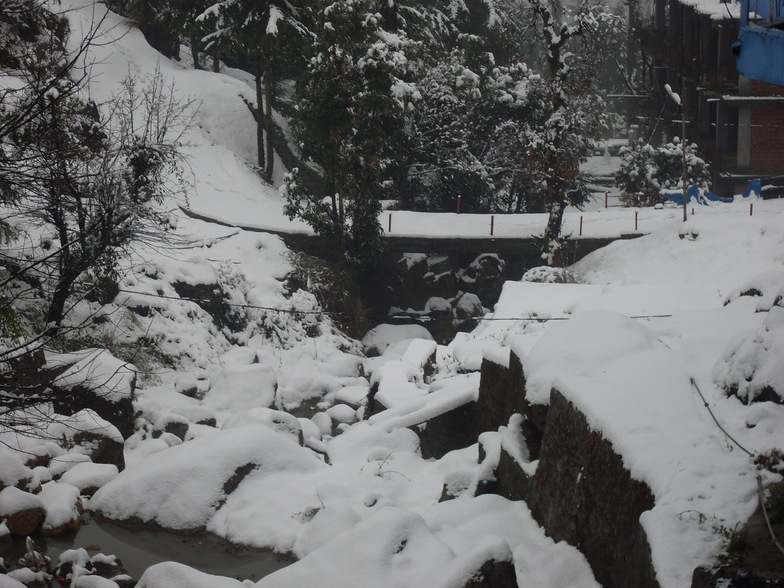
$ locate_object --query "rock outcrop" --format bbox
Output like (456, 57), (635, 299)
(416, 349), (661, 587)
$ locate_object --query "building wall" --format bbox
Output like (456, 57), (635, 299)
(642, 0), (784, 193)
(750, 105), (784, 174)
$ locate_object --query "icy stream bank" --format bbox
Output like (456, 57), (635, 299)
(0, 518), (291, 582)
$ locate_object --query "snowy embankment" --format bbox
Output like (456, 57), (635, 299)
(461, 206), (784, 586)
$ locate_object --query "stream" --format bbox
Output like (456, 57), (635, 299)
(1, 517), (292, 583)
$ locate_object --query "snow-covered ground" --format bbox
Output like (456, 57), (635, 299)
(1, 2), (783, 587)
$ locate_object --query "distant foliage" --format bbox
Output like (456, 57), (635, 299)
(616, 139), (711, 197)
(523, 266), (581, 284)
(403, 49), (552, 213)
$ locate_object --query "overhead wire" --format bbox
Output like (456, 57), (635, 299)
(114, 287), (673, 322)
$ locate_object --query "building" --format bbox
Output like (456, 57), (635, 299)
(636, 0), (784, 195)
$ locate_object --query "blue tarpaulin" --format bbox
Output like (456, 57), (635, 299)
(665, 185), (734, 205)
(742, 178), (762, 198)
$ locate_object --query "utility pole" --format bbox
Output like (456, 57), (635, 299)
(681, 78), (689, 222)
(681, 78), (688, 222)
(665, 82), (689, 222)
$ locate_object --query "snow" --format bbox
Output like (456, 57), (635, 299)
(0, 450), (32, 489)
(0, 575), (26, 588)
(90, 425), (326, 532)
(368, 373), (480, 432)
(2, 1), (783, 586)
(49, 454), (92, 478)
(51, 410), (125, 445)
(523, 310), (662, 405)
(137, 562), (245, 588)
(38, 482), (82, 531)
(361, 323), (434, 355)
(60, 463), (119, 492)
(715, 305), (784, 403)
(72, 577), (121, 588)
(202, 364), (277, 416)
(334, 385), (370, 407)
(51, 349), (136, 402)
(0, 487), (43, 516)
(5, 570), (49, 585)
(254, 506), (511, 588)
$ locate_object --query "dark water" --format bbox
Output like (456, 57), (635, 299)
(1, 517), (292, 583)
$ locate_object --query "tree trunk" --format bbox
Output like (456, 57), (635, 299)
(190, 34), (201, 70)
(46, 271), (76, 335)
(212, 50), (220, 73)
(337, 185), (346, 259)
(264, 69), (275, 183)
(543, 190), (566, 267)
(254, 53), (266, 172)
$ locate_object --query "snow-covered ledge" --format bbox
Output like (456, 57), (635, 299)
(502, 310), (760, 587)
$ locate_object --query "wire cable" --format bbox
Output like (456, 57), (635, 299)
(115, 287), (674, 323)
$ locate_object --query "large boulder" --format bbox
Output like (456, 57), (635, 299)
(459, 254), (505, 301)
(0, 487), (45, 536)
(49, 349), (137, 438)
(46, 410), (126, 471)
(38, 482), (85, 535)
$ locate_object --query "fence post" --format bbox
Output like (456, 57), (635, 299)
(579, 215), (583, 236)
(457, 195), (462, 214)
(750, 203), (754, 216)
(635, 211), (638, 231)
(490, 215), (494, 236)
(605, 191), (608, 208)
(388, 213), (392, 233)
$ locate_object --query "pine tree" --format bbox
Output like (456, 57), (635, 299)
(284, 0), (418, 270)
(197, 0), (308, 181)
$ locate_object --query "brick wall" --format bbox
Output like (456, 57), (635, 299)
(750, 105), (784, 174)
(751, 80), (784, 96)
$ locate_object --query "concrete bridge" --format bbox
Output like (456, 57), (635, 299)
(180, 206), (637, 319)
(181, 206), (628, 266)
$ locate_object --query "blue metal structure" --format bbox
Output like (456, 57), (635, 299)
(734, 0), (784, 85)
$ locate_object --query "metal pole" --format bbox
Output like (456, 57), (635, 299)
(635, 211), (639, 231)
(682, 79), (688, 222)
(490, 215), (494, 236)
(579, 215), (583, 236)
(388, 213), (392, 233)
(457, 195), (462, 214)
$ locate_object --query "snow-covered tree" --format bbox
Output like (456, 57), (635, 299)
(197, 0), (309, 181)
(616, 139), (711, 200)
(3, 52), (192, 332)
(500, 0), (623, 264)
(403, 47), (550, 213)
(284, 0), (419, 270)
